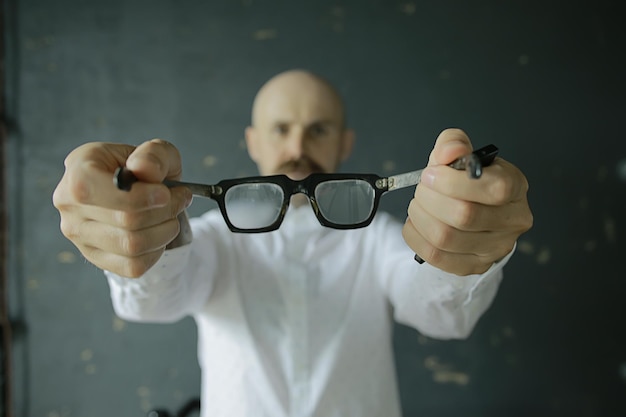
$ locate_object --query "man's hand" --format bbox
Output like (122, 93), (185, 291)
(402, 129), (533, 275)
(52, 139), (192, 278)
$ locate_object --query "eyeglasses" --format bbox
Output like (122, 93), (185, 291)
(115, 144), (498, 233)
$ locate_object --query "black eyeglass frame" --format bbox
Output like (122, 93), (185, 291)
(202, 173), (391, 233)
(114, 144), (499, 233)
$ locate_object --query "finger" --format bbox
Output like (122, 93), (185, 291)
(427, 128), (474, 166)
(53, 141), (188, 211)
(76, 243), (166, 278)
(401, 217), (492, 275)
(64, 187), (191, 231)
(419, 158), (529, 205)
(125, 138), (183, 182)
(74, 218), (181, 257)
(407, 197), (508, 256)
(413, 184), (531, 232)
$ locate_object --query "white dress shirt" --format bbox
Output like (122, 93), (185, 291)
(106, 205), (511, 417)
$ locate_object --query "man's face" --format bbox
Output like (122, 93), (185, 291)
(245, 74), (354, 180)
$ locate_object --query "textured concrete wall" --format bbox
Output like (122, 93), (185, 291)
(4, 0), (626, 416)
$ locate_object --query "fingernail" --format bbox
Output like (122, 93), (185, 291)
(421, 168), (435, 186)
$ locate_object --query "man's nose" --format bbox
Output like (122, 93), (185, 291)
(284, 128), (306, 159)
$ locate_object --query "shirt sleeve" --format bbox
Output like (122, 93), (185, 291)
(105, 212), (223, 324)
(374, 213), (514, 340)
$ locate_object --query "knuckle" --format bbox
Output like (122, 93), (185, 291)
(431, 224), (454, 249)
(59, 218), (77, 240)
(119, 231), (149, 256)
(68, 174), (92, 204)
(519, 207), (534, 232)
(124, 251), (162, 278)
(424, 245), (444, 265)
(113, 210), (143, 230)
(488, 176), (514, 204)
(452, 201), (475, 229)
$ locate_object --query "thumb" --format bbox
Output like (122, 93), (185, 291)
(125, 139), (183, 183)
(427, 128), (474, 167)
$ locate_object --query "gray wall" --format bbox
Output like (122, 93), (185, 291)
(5, 0), (626, 416)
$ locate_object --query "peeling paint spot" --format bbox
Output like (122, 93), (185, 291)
(27, 278), (40, 290)
(439, 69), (451, 80)
(203, 154), (218, 168)
(604, 216), (616, 243)
(57, 251), (77, 264)
(584, 240), (597, 252)
(140, 398), (152, 413)
(24, 35), (55, 50)
(502, 326), (515, 338)
(113, 316), (127, 332)
(424, 356), (452, 371)
(173, 389), (184, 400)
(253, 29), (277, 40)
(137, 386), (151, 397)
(536, 247), (551, 264)
(332, 22), (344, 33)
(518, 55), (530, 65)
(84, 364), (97, 374)
(80, 349), (93, 361)
(95, 116), (107, 128)
(433, 370), (470, 386)
(517, 240), (534, 255)
(417, 334), (429, 345)
(400, 2), (417, 15)
(330, 6), (344, 17)
(138, 386), (153, 411)
(490, 334), (502, 347)
(382, 160), (396, 173)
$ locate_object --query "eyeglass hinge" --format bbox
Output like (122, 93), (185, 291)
(375, 178), (392, 190)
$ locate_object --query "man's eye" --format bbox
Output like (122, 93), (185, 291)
(273, 125), (289, 136)
(309, 124), (328, 137)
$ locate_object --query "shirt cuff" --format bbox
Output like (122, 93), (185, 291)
(104, 245), (192, 287)
(419, 243), (516, 306)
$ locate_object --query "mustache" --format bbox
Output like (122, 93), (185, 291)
(277, 158), (325, 174)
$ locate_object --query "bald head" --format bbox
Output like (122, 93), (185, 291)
(251, 70), (346, 128)
(244, 69), (354, 180)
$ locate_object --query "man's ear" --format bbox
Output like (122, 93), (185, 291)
(244, 126), (259, 162)
(340, 128), (355, 162)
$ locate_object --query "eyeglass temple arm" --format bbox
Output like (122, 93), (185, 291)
(384, 144), (499, 191)
(113, 167), (222, 198)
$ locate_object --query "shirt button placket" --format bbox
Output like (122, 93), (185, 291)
(292, 267), (308, 416)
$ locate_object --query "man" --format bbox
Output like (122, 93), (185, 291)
(53, 69), (532, 417)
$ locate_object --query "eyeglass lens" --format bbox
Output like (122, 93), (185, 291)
(223, 179), (376, 229)
(224, 183), (284, 229)
(314, 179), (375, 225)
